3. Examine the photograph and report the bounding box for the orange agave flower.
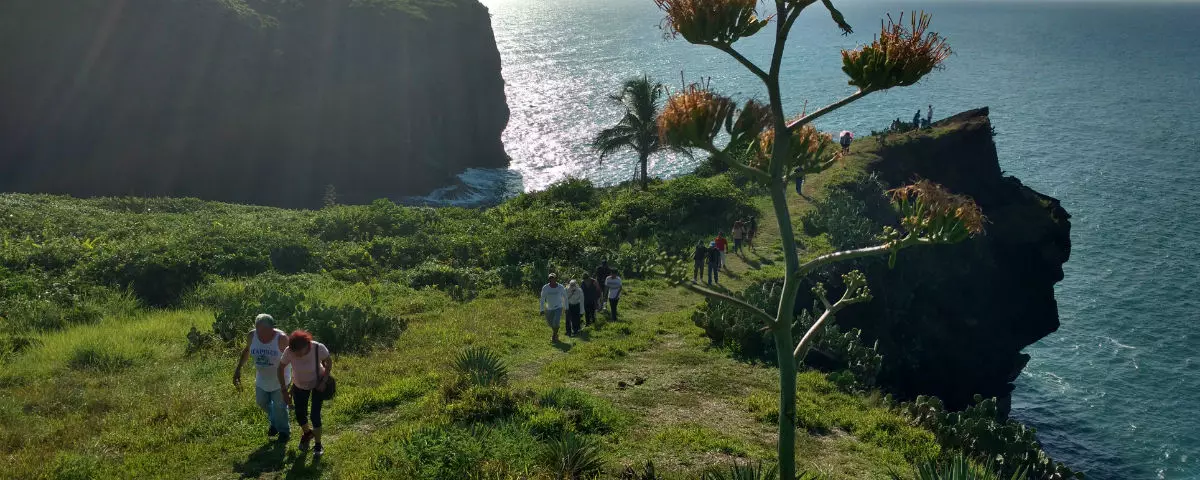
[654,0,771,46]
[889,179,985,242]
[658,84,737,149]
[841,11,951,92]
[756,125,838,172]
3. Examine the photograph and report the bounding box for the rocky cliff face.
[0,0,509,208]
[812,108,1071,415]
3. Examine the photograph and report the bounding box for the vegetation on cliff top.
[0,121,1078,478]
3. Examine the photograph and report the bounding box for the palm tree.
[592,76,682,190]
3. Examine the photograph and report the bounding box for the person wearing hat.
[539,273,567,343]
[565,279,585,337]
[706,241,722,285]
[233,313,292,442]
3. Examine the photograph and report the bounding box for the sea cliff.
[0,0,510,207]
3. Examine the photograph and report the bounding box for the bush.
[802,173,890,250]
[700,461,785,480]
[535,387,623,435]
[901,395,1082,479]
[396,427,487,479]
[897,453,1027,480]
[453,347,510,387]
[542,178,597,207]
[543,432,604,480]
[445,385,522,424]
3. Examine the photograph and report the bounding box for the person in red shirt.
[714,232,728,269]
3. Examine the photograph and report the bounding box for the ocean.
[422,1,1200,477]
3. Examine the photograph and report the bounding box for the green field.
[0,136,960,479]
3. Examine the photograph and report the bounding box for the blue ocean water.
[442,1,1200,477]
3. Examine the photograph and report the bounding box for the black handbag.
[314,342,337,400]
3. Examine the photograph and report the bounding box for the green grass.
[0,139,946,478]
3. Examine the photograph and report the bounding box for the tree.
[649,2,972,479]
[592,76,687,190]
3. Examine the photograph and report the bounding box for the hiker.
[732,220,744,254]
[539,273,567,343]
[706,241,721,285]
[565,280,585,337]
[793,167,804,196]
[595,261,613,312]
[913,110,922,129]
[692,240,707,282]
[839,130,853,153]
[747,216,758,251]
[927,104,934,125]
[605,270,623,322]
[279,330,332,456]
[233,314,291,443]
[714,232,728,269]
[581,274,600,327]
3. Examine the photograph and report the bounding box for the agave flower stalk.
[652,2,963,479]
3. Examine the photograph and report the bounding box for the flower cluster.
[841,11,951,92]
[888,179,985,243]
[653,0,770,46]
[658,84,737,149]
[755,125,838,172]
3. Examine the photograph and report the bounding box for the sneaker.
[267,426,278,437]
[299,430,314,451]
[313,442,324,456]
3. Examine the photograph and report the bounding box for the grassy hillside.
[0,137,993,479]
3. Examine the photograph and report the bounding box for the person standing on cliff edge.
[913,110,922,129]
[927,104,934,125]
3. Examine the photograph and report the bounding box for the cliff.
[0,0,509,208]
[809,108,1072,415]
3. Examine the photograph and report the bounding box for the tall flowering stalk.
[650,2,966,479]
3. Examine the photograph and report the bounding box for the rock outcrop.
[0,0,509,208]
[811,108,1071,415]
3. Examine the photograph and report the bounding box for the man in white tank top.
[233,313,292,441]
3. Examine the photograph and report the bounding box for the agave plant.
[453,346,509,387]
[648,2,971,480]
[700,461,823,480]
[544,432,605,480]
[896,454,1028,480]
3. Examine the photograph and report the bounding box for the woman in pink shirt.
[278,330,332,456]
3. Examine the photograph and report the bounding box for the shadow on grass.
[233,440,287,478]
[283,449,327,480]
[552,339,573,353]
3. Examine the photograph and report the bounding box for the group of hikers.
[538,260,624,343]
[893,104,936,131]
[233,315,334,456]
[690,216,758,285]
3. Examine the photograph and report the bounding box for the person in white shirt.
[233,314,292,442]
[605,272,623,322]
[565,280,585,337]
[539,273,567,343]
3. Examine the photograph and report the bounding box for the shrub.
[542,178,597,207]
[445,385,521,424]
[543,432,604,480]
[536,387,623,435]
[185,325,217,355]
[700,462,785,480]
[453,347,510,387]
[900,395,1082,479]
[620,461,662,480]
[896,453,1028,480]
[802,173,890,250]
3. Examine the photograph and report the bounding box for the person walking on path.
[913,110,922,129]
[605,271,623,322]
[234,314,292,443]
[278,330,332,456]
[747,216,758,251]
[793,167,804,197]
[595,261,613,312]
[692,240,707,282]
[714,233,728,269]
[706,241,722,285]
[839,130,853,154]
[732,220,744,254]
[565,280,585,337]
[539,273,567,343]
[581,274,600,327]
